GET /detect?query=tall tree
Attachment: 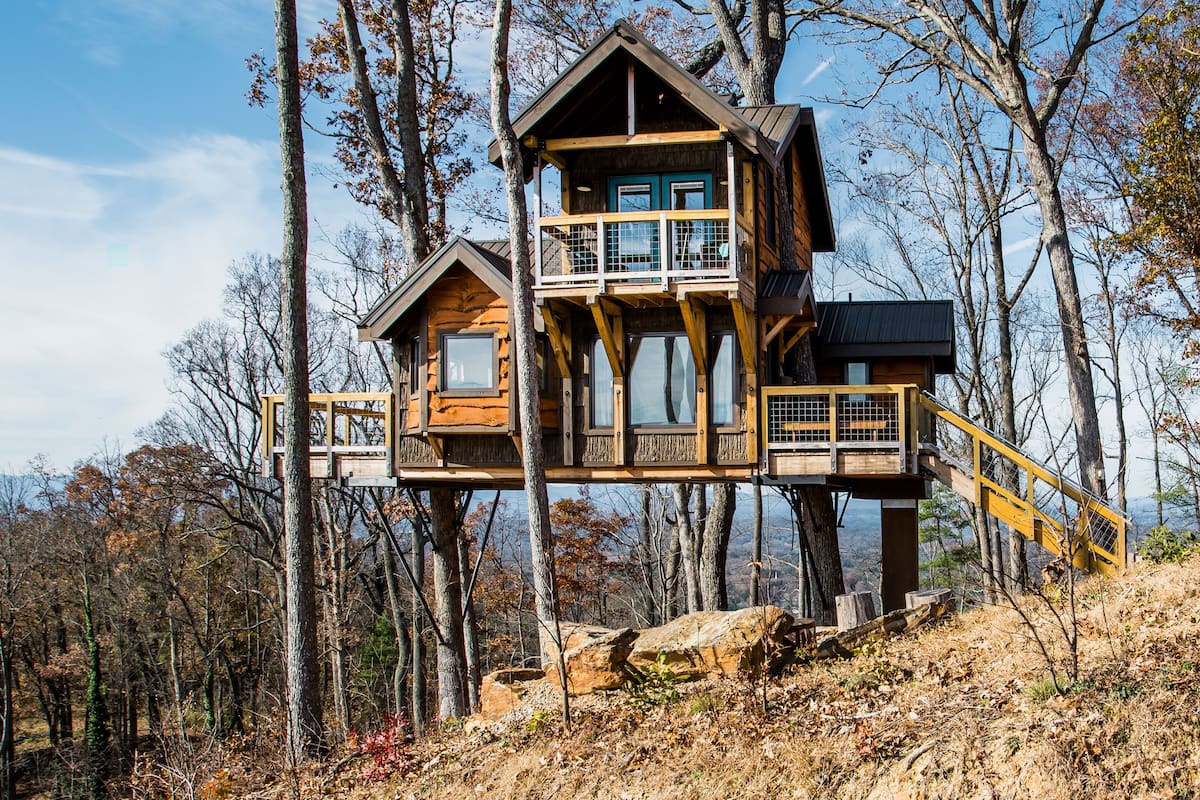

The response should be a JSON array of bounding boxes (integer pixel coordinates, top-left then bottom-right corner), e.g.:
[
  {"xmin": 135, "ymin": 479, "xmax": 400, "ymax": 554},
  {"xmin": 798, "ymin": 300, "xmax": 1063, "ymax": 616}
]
[
  {"xmin": 274, "ymin": 0, "xmax": 325, "ymax": 760},
  {"xmin": 490, "ymin": 0, "xmax": 570, "ymax": 724},
  {"xmin": 811, "ymin": 0, "xmax": 1139, "ymax": 500}
]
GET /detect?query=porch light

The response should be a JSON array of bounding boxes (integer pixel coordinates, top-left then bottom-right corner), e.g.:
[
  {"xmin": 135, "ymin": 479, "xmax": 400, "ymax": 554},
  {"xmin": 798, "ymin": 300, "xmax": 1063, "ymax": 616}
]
[{"xmin": 576, "ymin": 184, "xmax": 593, "ymax": 192}]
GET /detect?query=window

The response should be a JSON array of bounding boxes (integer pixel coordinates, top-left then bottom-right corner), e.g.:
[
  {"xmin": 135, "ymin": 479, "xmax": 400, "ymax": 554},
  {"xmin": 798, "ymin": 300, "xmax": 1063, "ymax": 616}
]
[
  {"xmin": 440, "ymin": 332, "xmax": 495, "ymax": 392},
  {"xmin": 711, "ymin": 333, "xmax": 735, "ymax": 426},
  {"xmin": 629, "ymin": 334, "xmax": 696, "ymax": 425},
  {"xmin": 845, "ymin": 361, "xmax": 869, "ymax": 385},
  {"xmin": 845, "ymin": 361, "xmax": 870, "ymax": 404},
  {"xmin": 408, "ymin": 336, "xmax": 421, "ymax": 393},
  {"xmin": 606, "ymin": 173, "xmax": 713, "ymax": 272},
  {"xmin": 591, "ymin": 338, "xmax": 614, "ymax": 428},
  {"xmin": 763, "ymin": 169, "xmax": 777, "ymax": 248}
]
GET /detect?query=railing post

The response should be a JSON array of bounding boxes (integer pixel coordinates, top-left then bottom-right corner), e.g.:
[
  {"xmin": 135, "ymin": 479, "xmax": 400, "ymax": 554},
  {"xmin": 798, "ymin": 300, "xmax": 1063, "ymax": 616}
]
[
  {"xmin": 597, "ymin": 216, "xmax": 607, "ymax": 294},
  {"xmin": 533, "ymin": 153, "xmax": 543, "ymax": 288},
  {"xmin": 325, "ymin": 398, "xmax": 336, "ymax": 478},
  {"xmin": 828, "ymin": 387, "xmax": 838, "ymax": 472},
  {"xmin": 659, "ymin": 212, "xmax": 669, "ymax": 288},
  {"xmin": 727, "ymin": 139, "xmax": 737, "ymax": 281},
  {"xmin": 896, "ymin": 386, "xmax": 907, "ymax": 473},
  {"xmin": 261, "ymin": 396, "xmax": 273, "ymax": 478}
]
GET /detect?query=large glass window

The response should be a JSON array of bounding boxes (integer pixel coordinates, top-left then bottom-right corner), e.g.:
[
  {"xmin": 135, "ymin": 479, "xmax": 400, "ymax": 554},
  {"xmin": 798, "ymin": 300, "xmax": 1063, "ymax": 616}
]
[
  {"xmin": 629, "ymin": 334, "xmax": 696, "ymax": 425},
  {"xmin": 591, "ymin": 338, "xmax": 614, "ymax": 428},
  {"xmin": 711, "ymin": 333, "xmax": 735, "ymax": 426},
  {"xmin": 440, "ymin": 333, "xmax": 495, "ymax": 391}
]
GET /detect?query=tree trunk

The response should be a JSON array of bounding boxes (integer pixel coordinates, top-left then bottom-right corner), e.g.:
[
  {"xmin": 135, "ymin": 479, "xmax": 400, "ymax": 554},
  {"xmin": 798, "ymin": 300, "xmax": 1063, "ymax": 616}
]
[
  {"xmin": 457, "ymin": 533, "xmax": 481, "ymax": 713},
  {"xmin": 491, "ymin": 0, "xmax": 570, "ymax": 725},
  {"xmin": 793, "ymin": 486, "xmax": 843, "ymax": 625},
  {"xmin": 381, "ymin": 523, "xmax": 410, "ymax": 718},
  {"xmin": 275, "ymin": 0, "xmax": 324, "ymax": 762},
  {"xmin": 751, "ymin": 482, "xmax": 763, "ymax": 605},
  {"xmin": 410, "ymin": 513, "xmax": 427, "ymax": 736},
  {"xmin": 1019, "ymin": 123, "xmax": 1107, "ymax": 500},
  {"xmin": 428, "ymin": 488, "xmax": 467, "ymax": 720},
  {"xmin": 81, "ymin": 579, "xmax": 109, "ymax": 800},
  {"xmin": 673, "ymin": 484, "xmax": 700, "ymax": 613},
  {"xmin": 0, "ymin": 621, "xmax": 14, "ymax": 800},
  {"xmin": 700, "ymin": 483, "xmax": 735, "ymax": 610}
]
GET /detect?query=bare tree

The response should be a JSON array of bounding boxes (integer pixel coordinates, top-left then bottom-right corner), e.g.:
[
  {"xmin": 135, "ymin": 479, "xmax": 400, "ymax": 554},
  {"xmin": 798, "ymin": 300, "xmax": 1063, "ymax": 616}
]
[
  {"xmin": 274, "ymin": 0, "xmax": 324, "ymax": 760},
  {"xmin": 490, "ymin": 0, "xmax": 570, "ymax": 725},
  {"xmin": 811, "ymin": 0, "xmax": 1143, "ymax": 500}
]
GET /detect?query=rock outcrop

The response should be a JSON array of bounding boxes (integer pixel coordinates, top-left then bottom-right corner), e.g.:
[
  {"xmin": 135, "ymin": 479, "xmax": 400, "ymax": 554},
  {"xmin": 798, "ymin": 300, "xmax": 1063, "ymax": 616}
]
[
  {"xmin": 627, "ymin": 606, "xmax": 795, "ymax": 679},
  {"xmin": 478, "ymin": 668, "xmax": 545, "ymax": 719},
  {"xmin": 544, "ymin": 627, "xmax": 638, "ymax": 695}
]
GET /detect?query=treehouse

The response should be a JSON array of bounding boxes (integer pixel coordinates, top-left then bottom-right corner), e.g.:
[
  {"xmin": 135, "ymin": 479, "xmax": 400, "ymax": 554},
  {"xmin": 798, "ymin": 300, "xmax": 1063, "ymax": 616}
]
[{"xmin": 262, "ymin": 21, "xmax": 1127, "ymax": 609}]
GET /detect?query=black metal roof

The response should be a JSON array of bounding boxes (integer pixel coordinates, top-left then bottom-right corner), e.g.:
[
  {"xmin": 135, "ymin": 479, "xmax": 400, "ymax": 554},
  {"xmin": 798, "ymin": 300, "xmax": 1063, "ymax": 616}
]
[{"xmin": 815, "ymin": 300, "xmax": 955, "ymax": 373}]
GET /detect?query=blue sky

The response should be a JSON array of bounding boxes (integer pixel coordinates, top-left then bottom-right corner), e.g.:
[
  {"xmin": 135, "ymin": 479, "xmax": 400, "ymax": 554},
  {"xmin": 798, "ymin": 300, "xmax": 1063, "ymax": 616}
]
[
  {"xmin": 0, "ymin": 1, "xmax": 845, "ymax": 472},
  {"xmin": 0, "ymin": 0, "xmax": 368, "ymax": 470}
]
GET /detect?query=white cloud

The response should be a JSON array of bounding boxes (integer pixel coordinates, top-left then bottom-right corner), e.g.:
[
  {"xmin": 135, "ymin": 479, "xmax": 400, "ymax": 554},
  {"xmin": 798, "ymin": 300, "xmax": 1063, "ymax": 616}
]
[
  {"xmin": 802, "ymin": 57, "xmax": 835, "ymax": 87},
  {"xmin": 1002, "ymin": 234, "xmax": 1040, "ymax": 258},
  {"xmin": 0, "ymin": 134, "xmax": 356, "ymax": 470}
]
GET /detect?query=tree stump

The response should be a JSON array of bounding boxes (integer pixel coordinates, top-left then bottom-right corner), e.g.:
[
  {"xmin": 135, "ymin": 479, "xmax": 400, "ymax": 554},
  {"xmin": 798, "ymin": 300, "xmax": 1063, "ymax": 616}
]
[
  {"xmin": 835, "ymin": 592, "xmax": 876, "ymax": 632},
  {"xmin": 906, "ymin": 588, "xmax": 953, "ymax": 610}
]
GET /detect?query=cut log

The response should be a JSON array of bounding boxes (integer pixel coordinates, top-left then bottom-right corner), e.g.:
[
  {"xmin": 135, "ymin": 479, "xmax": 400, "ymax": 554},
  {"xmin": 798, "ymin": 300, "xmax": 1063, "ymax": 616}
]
[
  {"xmin": 906, "ymin": 588, "xmax": 952, "ymax": 610},
  {"xmin": 816, "ymin": 601, "xmax": 948, "ymax": 659},
  {"xmin": 836, "ymin": 592, "xmax": 876, "ymax": 632}
]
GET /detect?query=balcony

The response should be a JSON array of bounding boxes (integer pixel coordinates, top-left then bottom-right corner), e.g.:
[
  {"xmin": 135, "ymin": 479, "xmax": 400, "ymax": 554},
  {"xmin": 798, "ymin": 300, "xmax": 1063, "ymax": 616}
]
[
  {"xmin": 762, "ymin": 385, "xmax": 918, "ymax": 478},
  {"xmin": 536, "ymin": 209, "xmax": 752, "ymax": 292},
  {"xmin": 261, "ymin": 392, "xmax": 393, "ymax": 480}
]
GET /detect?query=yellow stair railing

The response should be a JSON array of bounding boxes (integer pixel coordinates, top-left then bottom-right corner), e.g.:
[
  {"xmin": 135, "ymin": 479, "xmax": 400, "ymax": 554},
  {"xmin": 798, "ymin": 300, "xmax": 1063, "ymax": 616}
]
[{"xmin": 915, "ymin": 392, "xmax": 1127, "ymax": 577}]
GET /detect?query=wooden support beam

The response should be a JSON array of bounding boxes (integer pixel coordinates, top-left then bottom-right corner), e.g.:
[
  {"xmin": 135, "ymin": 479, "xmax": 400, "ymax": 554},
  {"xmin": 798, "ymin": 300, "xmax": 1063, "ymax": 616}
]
[
  {"xmin": 543, "ymin": 130, "xmax": 724, "ymax": 152},
  {"xmin": 729, "ymin": 297, "xmax": 757, "ymax": 371},
  {"xmin": 780, "ymin": 321, "xmax": 816, "ymax": 358},
  {"xmin": 762, "ymin": 315, "xmax": 795, "ymax": 347},
  {"xmin": 612, "ymin": 312, "xmax": 626, "ymax": 466},
  {"xmin": 679, "ymin": 296, "xmax": 709, "ymax": 465},
  {"xmin": 540, "ymin": 304, "xmax": 573, "ymax": 379},
  {"xmin": 589, "ymin": 300, "xmax": 624, "ymax": 377}
]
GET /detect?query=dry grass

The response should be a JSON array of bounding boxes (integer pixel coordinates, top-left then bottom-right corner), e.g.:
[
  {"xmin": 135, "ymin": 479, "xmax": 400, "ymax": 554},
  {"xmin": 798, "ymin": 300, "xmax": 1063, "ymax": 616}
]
[{"xmin": 160, "ymin": 556, "xmax": 1200, "ymax": 799}]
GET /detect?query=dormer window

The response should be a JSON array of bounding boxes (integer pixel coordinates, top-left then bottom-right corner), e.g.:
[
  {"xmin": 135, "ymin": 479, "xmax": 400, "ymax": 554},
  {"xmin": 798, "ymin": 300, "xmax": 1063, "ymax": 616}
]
[{"xmin": 440, "ymin": 331, "xmax": 497, "ymax": 394}]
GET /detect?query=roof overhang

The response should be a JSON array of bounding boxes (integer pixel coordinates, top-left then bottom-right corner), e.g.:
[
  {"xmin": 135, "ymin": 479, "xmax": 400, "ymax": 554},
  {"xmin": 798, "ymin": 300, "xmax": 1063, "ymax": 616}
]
[
  {"xmin": 357, "ymin": 238, "xmax": 514, "ymax": 342},
  {"xmin": 486, "ymin": 20, "xmax": 779, "ymax": 170}
]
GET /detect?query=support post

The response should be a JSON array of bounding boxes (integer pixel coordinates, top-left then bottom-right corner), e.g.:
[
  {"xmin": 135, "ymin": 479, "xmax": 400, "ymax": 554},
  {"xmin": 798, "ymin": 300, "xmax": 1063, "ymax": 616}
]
[{"xmin": 880, "ymin": 499, "xmax": 919, "ymax": 613}]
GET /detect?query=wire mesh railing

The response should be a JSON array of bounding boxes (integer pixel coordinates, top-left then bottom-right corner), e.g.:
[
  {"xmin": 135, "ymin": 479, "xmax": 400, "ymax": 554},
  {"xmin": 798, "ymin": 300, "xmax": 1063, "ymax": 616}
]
[
  {"xmin": 537, "ymin": 210, "xmax": 744, "ymax": 286},
  {"xmin": 914, "ymin": 392, "xmax": 1126, "ymax": 575},
  {"xmin": 261, "ymin": 393, "xmax": 393, "ymax": 477},
  {"xmin": 763, "ymin": 385, "xmax": 909, "ymax": 449}
]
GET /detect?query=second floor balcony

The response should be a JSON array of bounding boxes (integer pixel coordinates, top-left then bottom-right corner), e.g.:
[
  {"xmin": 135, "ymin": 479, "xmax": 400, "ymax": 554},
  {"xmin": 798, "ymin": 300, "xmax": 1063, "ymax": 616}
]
[{"xmin": 536, "ymin": 209, "xmax": 753, "ymax": 292}]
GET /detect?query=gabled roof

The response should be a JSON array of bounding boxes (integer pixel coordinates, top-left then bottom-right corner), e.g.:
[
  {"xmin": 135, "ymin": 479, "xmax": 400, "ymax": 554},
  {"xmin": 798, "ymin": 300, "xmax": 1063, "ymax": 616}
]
[
  {"xmin": 358, "ymin": 238, "xmax": 514, "ymax": 342},
  {"xmin": 814, "ymin": 300, "xmax": 956, "ymax": 373},
  {"xmin": 486, "ymin": 20, "xmax": 777, "ymax": 167},
  {"xmin": 759, "ymin": 269, "xmax": 815, "ymax": 317}
]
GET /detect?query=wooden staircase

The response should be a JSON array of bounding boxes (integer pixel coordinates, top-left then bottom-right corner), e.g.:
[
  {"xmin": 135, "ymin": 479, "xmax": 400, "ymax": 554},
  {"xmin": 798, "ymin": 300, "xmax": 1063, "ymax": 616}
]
[{"xmin": 915, "ymin": 393, "xmax": 1127, "ymax": 577}]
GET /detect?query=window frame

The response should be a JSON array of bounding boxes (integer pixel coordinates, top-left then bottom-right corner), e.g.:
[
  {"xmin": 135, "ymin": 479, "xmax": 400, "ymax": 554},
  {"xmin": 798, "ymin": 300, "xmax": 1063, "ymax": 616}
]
[
  {"xmin": 709, "ymin": 331, "xmax": 739, "ymax": 429},
  {"xmin": 627, "ymin": 332, "xmax": 698, "ymax": 428},
  {"xmin": 588, "ymin": 337, "xmax": 615, "ymax": 430},
  {"xmin": 437, "ymin": 329, "xmax": 500, "ymax": 397}
]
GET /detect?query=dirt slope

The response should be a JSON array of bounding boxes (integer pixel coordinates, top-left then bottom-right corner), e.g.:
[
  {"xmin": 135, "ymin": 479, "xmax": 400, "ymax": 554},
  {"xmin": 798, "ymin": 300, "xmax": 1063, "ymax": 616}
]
[{"xmin": 325, "ymin": 557, "xmax": 1200, "ymax": 799}]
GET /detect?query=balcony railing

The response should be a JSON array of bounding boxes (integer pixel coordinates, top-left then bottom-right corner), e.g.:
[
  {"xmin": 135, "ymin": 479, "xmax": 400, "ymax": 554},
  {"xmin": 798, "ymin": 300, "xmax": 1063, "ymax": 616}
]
[
  {"xmin": 261, "ymin": 392, "xmax": 393, "ymax": 478},
  {"xmin": 762, "ymin": 384, "xmax": 917, "ymax": 476},
  {"xmin": 537, "ymin": 209, "xmax": 752, "ymax": 289}
]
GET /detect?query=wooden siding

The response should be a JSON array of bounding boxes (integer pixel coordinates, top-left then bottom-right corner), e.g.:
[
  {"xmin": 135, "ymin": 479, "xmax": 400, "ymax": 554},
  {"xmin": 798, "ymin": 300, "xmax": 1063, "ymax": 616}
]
[
  {"xmin": 789, "ymin": 144, "xmax": 813, "ymax": 271},
  {"xmin": 815, "ymin": 357, "xmax": 934, "ymax": 393},
  {"xmin": 565, "ymin": 143, "xmax": 728, "ymax": 215}
]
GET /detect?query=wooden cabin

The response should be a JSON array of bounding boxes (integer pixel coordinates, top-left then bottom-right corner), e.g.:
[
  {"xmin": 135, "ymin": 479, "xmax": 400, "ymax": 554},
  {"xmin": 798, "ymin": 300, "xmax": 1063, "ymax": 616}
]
[
  {"xmin": 261, "ymin": 21, "xmax": 1129, "ymax": 602},
  {"xmin": 272, "ymin": 21, "xmax": 953, "ymax": 491}
]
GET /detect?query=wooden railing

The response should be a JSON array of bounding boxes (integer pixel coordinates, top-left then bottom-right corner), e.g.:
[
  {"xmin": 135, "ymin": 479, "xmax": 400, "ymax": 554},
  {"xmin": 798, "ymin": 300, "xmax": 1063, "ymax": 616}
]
[
  {"xmin": 915, "ymin": 393, "xmax": 1127, "ymax": 576},
  {"xmin": 261, "ymin": 393, "xmax": 393, "ymax": 478},
  {"xmin": 762, "ymin": 384, "xmax": 916, "ymax": 473},
  {"xmin": 536, "ymin": 209, "xmax": 753, "ymax": 289}
]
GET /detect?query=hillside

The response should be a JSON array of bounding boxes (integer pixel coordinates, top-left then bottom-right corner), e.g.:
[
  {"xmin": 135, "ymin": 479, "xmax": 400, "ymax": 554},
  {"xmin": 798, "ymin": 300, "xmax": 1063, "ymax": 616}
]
[{"xmin": 304, "ymin": 556, "xmax": 1200, "ymax": 800}]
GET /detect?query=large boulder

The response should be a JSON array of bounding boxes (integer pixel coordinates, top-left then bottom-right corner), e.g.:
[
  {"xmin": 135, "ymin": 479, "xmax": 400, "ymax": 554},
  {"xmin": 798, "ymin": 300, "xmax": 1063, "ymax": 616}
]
[
  {"xmin": 478, "ymin": 667, "xmax": 545, "ymax": 720},
  {"xmin": 544, "ymin": 627, "xmax": 638, "ymax": 695},
  {"xmin": 627, "ymin": 606, "xmax": 795, "ymax": 680}
]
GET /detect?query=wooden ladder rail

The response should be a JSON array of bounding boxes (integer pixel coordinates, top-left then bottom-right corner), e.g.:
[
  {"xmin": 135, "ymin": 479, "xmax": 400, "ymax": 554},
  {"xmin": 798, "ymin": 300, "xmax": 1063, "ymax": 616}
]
[{"xmin": 915, "ymin": 393, "xmax": 1127, "ymax": 577}]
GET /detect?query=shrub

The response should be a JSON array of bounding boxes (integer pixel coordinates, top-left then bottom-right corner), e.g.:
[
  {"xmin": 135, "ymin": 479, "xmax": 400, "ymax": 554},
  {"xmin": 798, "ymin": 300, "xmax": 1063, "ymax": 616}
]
[
  {"xmin": 349, "ymin": 714, "xmax": 415, "ymax": 783},
  {"xmin": 622, "ymin": 654, "xmax": 683, "ymax": 709},
  {"xmin": 1140, "ymin": 526, "xmax": 1200, "ymax": 565}
]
